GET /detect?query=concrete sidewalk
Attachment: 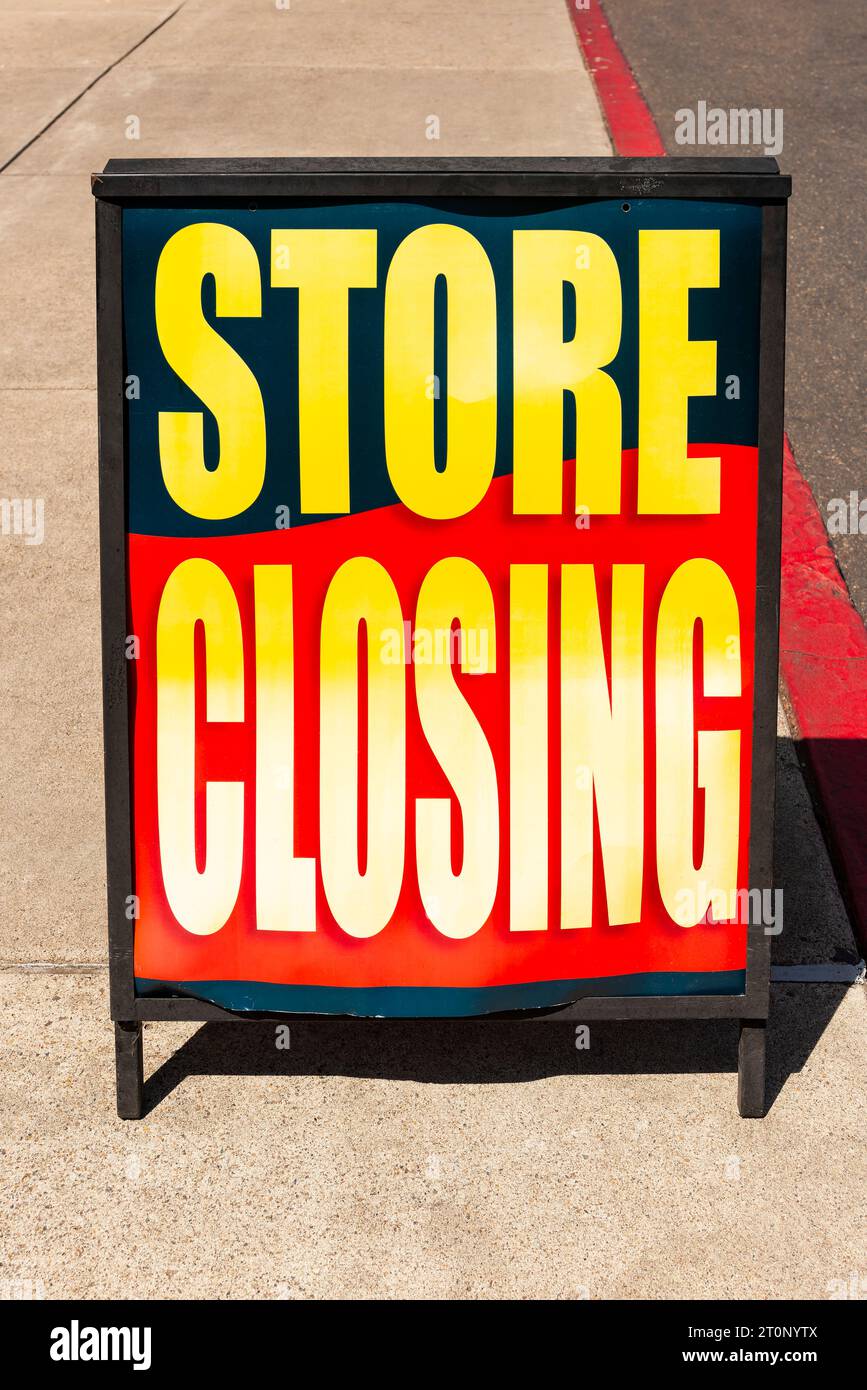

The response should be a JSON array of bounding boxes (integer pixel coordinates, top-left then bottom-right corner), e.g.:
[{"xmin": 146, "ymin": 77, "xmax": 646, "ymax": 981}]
[
  {"xmin": 2, "ymin": 970, "xmax": 865, "ymax": 1300},
  {"xmin": 0, "ymin": 0, "xmax": 607, "ymax": 969},
  {"xmin": 0, "ymin": 0, "xmax": 864, "ymax": 1301}
]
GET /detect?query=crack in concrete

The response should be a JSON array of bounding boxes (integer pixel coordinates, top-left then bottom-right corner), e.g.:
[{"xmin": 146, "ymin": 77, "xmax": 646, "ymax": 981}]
[
  {"xmin": 1, "ymin": 961, "xmax": 107, "ymax": 972},
  {"xmin": 0, "ymin": 3, "xmax": 186, "ymax": 176}
]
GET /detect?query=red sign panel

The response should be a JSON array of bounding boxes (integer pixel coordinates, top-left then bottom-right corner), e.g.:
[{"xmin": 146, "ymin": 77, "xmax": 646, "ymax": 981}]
[{"xmin": 119, "ymin": 193, "xmax": 764, "ymax": 1015}]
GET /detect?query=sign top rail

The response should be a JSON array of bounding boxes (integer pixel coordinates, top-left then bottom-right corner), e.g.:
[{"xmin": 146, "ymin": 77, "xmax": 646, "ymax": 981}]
[{"xmin": 92, "ymin": 157, "xmax": 791, "ymax": 202}]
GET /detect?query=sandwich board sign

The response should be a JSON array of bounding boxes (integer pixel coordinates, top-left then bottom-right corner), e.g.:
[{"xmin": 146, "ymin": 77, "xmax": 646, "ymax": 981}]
[{"xmin": 94, "ymin": 158, "xmax": 790, "ymax": 1118}]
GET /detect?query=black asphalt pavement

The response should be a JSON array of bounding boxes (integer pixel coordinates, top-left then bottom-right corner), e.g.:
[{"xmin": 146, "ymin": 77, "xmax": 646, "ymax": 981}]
[{"xmin": 600, "ymin": 0, "xmax": 867, "ymax": 620}]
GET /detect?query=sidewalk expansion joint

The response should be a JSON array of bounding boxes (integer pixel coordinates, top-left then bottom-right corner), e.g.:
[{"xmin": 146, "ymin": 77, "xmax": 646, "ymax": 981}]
[
  {"xmin": 1, "ymin": 961, "xmax": 108, "ymax": 973},
  {"xmin": 0, "ymin": 3, "xmax": 186, "ymax": 177}
]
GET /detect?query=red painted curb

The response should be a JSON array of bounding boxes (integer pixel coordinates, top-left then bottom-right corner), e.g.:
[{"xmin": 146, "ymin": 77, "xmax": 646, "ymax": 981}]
[
  {"xmin": 565, "ymin": 0, "xmax": 665, "ymax": 155},
  {"xmin": 568, "ymin": 0, "xmax": 867, "ymax": 955},
  {"xmin": 779, "ymin": 442, "xmax": 867, "ymax": 949}
]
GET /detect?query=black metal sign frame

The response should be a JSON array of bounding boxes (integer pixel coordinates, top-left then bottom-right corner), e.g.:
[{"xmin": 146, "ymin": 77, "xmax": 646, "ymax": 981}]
[{"xmin": 93, "ymin": 157, "xmax": 790, "ymax": 1119}]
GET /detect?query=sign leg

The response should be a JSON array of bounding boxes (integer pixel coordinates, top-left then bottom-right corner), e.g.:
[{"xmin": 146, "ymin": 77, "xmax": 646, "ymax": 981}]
[
  {"xmin": 737, "ymin": 1018, "xmax": 766, "ymax": 1118},
  {"xmin": 114, "ymin": 1021, "xmax": 144, "ymax": 1120}
]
